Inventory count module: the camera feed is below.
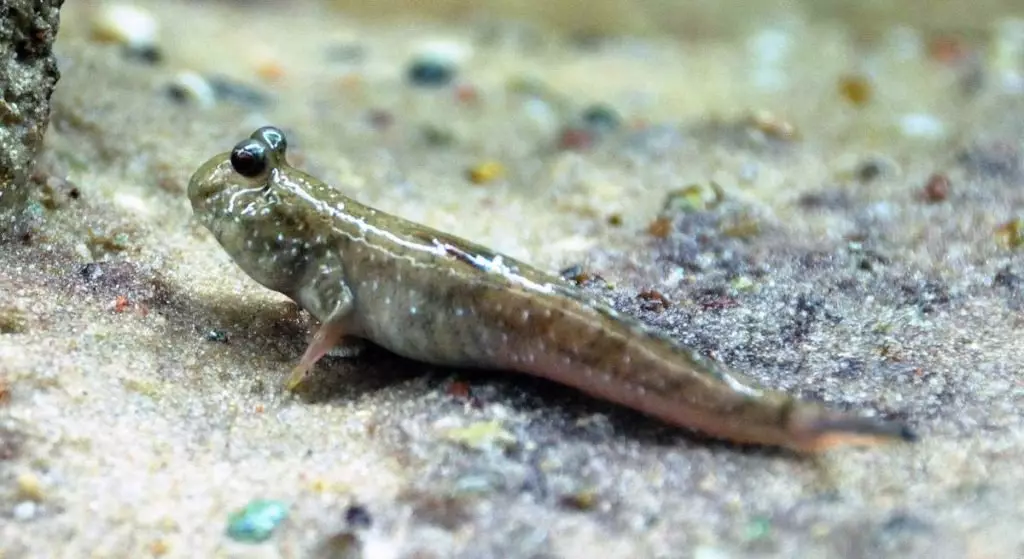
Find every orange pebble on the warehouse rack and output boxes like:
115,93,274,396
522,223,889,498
114,295,130,313
257,62,285,82
838,74,872,107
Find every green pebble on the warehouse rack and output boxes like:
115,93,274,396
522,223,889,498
581,104,621,133
420,124,456,147
744,516,772,541
407,58,454,87
226,499,289,543
25,201,45,218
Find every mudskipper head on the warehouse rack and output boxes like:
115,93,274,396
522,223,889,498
187,126,311,293
187,125,288,228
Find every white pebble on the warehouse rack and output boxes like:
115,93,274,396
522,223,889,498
13,501,37,521
415,38,473,66
747,27,794,92
898,113,946,139
169,72,217,109
91,4,158,48
522,98,559,136
113,193,152,217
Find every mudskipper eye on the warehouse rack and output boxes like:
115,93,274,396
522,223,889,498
230,139,269,178
251,126,287,154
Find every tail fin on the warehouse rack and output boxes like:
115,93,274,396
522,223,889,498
787,407,917,452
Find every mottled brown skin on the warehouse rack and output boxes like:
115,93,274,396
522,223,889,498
188,126,917,454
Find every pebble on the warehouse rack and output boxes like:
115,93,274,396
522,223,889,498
344,504,373,529
921,173,951,202
407,58,455,87
167,72,217,109
16,471,44,501
856,158,889,182
91,4,159,49
255,61,286,82
580,104,621,133
558,489,598,511
648,216,673,238
439,419,516,451
204,329,229,343
407,39,470,87
898,113,946,139
420,124,456,147
207,75,273,108
996,218,1024,249
122,44,163,65
557,127,595,151
663,184,717,213
113,193,153,218
454,84,480,105
838,74,873,107
366,109,394,131
79,262,105,283
746,110,799,141
521,98,559,135
747,26,795,91
416,39,472,66
466,161,505,184
167,72,272,109
929,34,970,65
13,501,37,521
226,499,289,543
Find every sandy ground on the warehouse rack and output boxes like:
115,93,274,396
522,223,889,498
2,1,1024,557
330,0,1023,40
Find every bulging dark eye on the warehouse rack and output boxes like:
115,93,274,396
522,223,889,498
251,126,287,154
230,139,269,178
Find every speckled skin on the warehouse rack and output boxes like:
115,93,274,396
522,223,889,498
188,127,916,453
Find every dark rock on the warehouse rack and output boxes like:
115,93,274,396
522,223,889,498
407,58,454,87
122,43,162,65
206,74,272,107
797,188,851,210
580,104,621,134
0,0,64,231
993,265,1021,289
78,262,104,282
856,159,884,182
344,504,372,529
